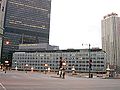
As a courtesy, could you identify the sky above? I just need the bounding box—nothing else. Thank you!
[49,0,120,49]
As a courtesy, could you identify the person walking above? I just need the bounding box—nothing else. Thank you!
[59,57,63,77]
[58,57,67,79]
[62,60,66,79]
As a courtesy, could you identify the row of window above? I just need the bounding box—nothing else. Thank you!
[13,62,105,66]
[13,57,105,61]
[13,60,104,64]
[14,53,104,57]
[5,27,49,40]
[9,0,51,11]
[14,66,104,71]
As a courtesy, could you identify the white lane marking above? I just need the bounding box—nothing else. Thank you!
[0,83,7,90]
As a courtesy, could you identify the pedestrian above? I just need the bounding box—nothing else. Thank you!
[62,60,66,79]
[58,57,63,77]
[59,57,63,69]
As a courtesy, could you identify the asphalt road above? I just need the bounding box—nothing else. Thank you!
[0,71,120,90]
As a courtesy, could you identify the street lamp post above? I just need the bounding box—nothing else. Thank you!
[31,66,34,72]
[4,60,9,73]
[82,44,92,78]
[88,44,92,78]
[106,64,110,77]
[15,62,18,71]
[15,66,18,71]
[25,64,28,73]
[0,64,3,70]
[44,64,48,74]
[71,65,75,75]
[89,44,91,78]
[48,67,51,73]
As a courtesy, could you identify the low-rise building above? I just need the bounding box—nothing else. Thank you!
[12,49,106,73]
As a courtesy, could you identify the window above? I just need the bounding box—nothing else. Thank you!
[97,61,100,63]
[101,65,104,67]
[101,61,104,63]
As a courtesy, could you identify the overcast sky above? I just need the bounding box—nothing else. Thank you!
[49,0,120,49]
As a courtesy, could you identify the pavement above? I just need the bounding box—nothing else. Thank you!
[0,70,120,90]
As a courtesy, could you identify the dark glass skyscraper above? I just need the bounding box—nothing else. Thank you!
[1,0,51,64]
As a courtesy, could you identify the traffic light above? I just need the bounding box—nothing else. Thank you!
[89,59,92,69]
[89,63,92,69]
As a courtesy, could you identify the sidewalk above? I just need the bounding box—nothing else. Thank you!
[2,70,119,79]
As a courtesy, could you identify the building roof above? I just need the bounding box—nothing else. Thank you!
[13,48,103,53]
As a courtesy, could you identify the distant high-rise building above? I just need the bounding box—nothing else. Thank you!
[0,0,3,64]
[0,0,1,8]
[101,13,120,72]
[0,0,51,64]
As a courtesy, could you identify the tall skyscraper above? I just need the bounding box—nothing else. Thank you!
[0,0,4,64]
[0,0,51,64]
[101,13,120,72]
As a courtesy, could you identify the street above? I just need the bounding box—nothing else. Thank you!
[0,71,120,90]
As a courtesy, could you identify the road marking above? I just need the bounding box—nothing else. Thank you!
[0,83,7,90]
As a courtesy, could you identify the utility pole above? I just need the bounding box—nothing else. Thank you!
[88,44,92,78]
[82,43,92,78]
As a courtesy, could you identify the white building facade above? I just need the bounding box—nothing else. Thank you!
[101,13,120,72]
[12,49,106,73]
